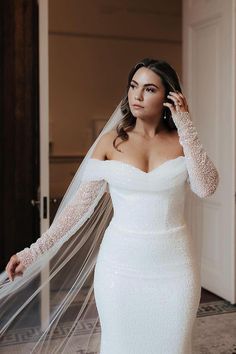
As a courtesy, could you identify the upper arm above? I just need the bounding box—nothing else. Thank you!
[91,131,116,160]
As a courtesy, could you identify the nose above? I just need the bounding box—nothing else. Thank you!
[134,88,143,101]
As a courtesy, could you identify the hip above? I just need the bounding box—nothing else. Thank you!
[96,222,200,279]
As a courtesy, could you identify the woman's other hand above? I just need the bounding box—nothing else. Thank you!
[5,254,25,281]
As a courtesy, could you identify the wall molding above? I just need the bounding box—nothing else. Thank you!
[49,31,182,44]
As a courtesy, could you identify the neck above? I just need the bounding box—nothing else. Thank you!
[133,115,167,138]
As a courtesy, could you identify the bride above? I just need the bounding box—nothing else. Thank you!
[1,58,219,353]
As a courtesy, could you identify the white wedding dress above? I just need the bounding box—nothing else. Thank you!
[11,111,219,354]
[81,156,202,354]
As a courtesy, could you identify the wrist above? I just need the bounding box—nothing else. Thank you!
[16,249,33,269]
[171,112,199,146]
[171,111,191,127]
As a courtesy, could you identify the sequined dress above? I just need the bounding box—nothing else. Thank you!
[16,112,219,354]
[83,157,199,354]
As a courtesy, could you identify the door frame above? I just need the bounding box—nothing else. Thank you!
[38,0,50,329]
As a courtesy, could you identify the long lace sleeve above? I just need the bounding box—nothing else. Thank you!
[16,180,106,268]
[172,111,219,198]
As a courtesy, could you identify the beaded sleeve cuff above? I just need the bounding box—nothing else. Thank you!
[172,112,219,198]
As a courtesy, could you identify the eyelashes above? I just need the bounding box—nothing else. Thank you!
[129,83,136,90]
[129,84,156,93]
[146,87,156,93]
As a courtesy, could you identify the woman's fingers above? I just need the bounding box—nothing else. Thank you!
[168,92,184,107]
[163,89,190,118]
[167,94,182,112]
[15,262,25,275]
[6,258,16,281]
[6,255,22,281]
[163,101,176,114]
[168,92,181,104]
[178,92,187,104]
[168,91,188,111]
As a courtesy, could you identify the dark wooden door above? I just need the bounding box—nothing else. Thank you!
[0,0,40,271]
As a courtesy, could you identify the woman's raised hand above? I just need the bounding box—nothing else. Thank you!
[5,254,25,281]
[163,91,189,114]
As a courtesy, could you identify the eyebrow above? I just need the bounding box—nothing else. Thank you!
[131,79,159,89]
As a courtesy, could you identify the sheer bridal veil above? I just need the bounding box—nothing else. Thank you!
[0,57,181,353]
[0,99,124,354]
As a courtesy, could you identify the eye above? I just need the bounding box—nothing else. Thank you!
[129,83,136,89]
[146,87,156,93]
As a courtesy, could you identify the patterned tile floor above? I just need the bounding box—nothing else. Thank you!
[0,287,235,353]
[193,288,236,354]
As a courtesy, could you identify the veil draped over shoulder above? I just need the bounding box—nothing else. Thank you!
[0,100,124,353]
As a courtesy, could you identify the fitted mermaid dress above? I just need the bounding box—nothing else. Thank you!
[15,112,219,354]
[81,156,201,354]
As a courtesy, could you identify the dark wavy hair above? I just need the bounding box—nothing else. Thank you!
[113,58,183,152]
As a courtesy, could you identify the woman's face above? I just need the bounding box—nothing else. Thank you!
[128,67,166,120]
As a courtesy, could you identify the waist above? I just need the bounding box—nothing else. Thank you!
[97,221,196,278]
[109,218,187,238]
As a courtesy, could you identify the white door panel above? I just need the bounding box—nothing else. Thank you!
[183,0,236,303]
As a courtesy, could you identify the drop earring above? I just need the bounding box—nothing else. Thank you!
[163,108,167,120]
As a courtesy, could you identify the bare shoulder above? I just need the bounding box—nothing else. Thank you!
[90,129,117,160]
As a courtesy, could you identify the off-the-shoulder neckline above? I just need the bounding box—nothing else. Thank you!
[89,156,185,175]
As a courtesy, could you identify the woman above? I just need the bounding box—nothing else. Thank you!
[2,58,219,353]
